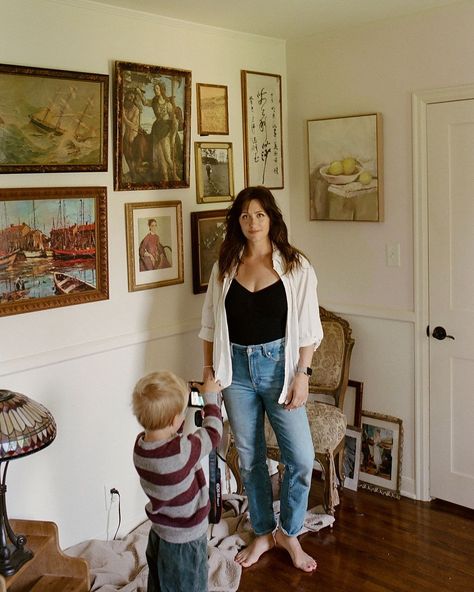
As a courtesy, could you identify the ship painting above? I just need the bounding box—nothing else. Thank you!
[0,64,108,171]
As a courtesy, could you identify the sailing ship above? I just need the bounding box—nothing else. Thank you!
[50,199,96,260]
[29,89,73,136]
[29,88,95,141]
[23,200,47,258]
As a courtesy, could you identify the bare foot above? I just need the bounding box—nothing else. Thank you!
[235,533,274,567]
[274,529,317,572]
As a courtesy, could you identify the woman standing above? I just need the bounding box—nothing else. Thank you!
[199,186,323,572]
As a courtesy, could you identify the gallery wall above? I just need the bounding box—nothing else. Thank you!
[0,0,287,547]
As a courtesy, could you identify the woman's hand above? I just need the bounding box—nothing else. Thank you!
[284,373,309,410]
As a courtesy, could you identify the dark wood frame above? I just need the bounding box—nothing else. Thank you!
[125,200,184,292]
[194,141,234,204]
[347,379,364,427]
[359,411,403,499]
[196,83,229,135]
[190,209,227,294]
[114,61,191,191]
[241,70,284,189]
[0,186,108,317]
[0,63,108,173]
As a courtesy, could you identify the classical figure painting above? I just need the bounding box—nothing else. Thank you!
[359,411,403,498]
[190,209,226,294]
[0,63,108,173]
[241,70,283,189]
[308,113,383,221]
[125,201,183,291]
[0,186,109,317]
[195,142,234,203]
[114,61,191,191]
[196,83,229,135]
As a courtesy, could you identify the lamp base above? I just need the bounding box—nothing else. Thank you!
[0,544,33,577]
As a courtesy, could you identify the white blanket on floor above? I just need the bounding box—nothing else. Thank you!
[66,494,334,592]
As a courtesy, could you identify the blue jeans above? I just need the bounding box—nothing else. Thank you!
[223,338,314,537]
[146,529,208,592]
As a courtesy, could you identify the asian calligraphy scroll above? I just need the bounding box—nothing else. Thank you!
[241,70,283,189]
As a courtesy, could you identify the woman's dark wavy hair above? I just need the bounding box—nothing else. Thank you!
[218,186,305,280]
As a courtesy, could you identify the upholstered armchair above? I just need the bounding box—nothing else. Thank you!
[226,306,355,515]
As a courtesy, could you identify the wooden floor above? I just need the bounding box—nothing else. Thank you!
[237,477,474,591]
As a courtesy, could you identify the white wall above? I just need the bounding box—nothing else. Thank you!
[287,0,474,499]
[0,0,287,547]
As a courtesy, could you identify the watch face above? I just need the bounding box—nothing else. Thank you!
[306,367,313,376]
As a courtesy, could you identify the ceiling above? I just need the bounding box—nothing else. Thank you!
[92,0,464,39]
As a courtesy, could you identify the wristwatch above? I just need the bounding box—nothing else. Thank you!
[296,366,312,376]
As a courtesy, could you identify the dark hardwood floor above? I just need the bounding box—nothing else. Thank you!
[237,477,474,591]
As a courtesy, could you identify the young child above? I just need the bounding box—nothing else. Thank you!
[132,370,222,592]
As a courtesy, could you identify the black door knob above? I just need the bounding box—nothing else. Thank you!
[432,326,455,340]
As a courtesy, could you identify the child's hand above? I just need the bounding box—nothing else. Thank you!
[202,374,221,394]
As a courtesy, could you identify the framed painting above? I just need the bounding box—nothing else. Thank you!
[0,63,108,173]
[308,113,383,221]
[359,411,403,499]
[347,379,364,428]
[241,70,283,189]
[125,201,183,292]
[190,210,226,294]
[343,425,362,491]
[114,61,191,191]
[196,83,229,135]
[195,142,234,204]
[0,186,108,317]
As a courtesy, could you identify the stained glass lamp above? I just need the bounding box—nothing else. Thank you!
[0,389,57,577]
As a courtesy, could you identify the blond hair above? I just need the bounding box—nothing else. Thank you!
[132,371,188,430]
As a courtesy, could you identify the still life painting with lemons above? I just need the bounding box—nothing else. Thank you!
[308,113,382,222]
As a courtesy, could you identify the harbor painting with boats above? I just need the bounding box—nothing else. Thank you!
[0,63,108,173]
[0,186,108,317]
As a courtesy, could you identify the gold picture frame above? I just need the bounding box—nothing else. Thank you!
[241,70,283,189]
[0,186,109,317]
[195,142,234,204]
[114,61,191,191]
[308,112,384,221]
[125,201,183,292]
[196,83,229,135]
[0,63,108,173]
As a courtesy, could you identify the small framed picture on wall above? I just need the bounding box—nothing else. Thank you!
[195,142,234,204]
[125,201,184,292]
[196,83,229,135]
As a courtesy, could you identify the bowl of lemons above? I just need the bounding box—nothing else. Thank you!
[320,158,362,184]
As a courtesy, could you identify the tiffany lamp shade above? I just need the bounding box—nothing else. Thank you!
[0,389,57,577]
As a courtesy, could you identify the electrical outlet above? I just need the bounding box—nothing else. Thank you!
[104,485,119,509]
[386,243,401,267]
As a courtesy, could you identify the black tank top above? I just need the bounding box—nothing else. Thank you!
[225,278,287,346]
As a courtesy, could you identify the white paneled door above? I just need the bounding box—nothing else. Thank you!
[427,99,474,509]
